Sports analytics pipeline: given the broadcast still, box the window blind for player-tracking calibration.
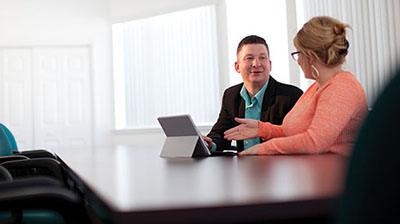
[113,5,220,129]
[301,0,400,106]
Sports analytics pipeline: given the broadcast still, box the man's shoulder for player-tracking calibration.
[220,83,244,106]
[224,83,244,94]
[270,76,303,96]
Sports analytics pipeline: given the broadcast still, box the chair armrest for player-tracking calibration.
[1,158,65,183]
[0,176,63,189]
[0,155,29,163]
[13,149,57,160]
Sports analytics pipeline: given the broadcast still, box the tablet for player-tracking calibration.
[157,114,237,157]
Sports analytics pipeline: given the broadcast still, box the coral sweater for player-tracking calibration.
[257,72,367,156]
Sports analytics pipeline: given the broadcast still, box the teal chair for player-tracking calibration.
[0,123,57,159]
[0,126,13,157]
[0,126,31,167]
[0,123,18,152]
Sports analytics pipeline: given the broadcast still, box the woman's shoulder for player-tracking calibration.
[325,72,363,90]
[330,71,360,84]
[321,72,366,99]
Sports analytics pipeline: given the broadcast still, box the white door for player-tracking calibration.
[0,46,93,150]
[0,48,33,149]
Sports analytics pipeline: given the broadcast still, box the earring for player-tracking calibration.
[311,65,320,79]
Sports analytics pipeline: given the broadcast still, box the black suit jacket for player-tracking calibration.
[207,76,303,152]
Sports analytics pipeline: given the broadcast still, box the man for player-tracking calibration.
[203,35,303,152]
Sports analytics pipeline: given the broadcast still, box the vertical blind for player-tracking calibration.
[301,0,400,106]
[113,5,220,129]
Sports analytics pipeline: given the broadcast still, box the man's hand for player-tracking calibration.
[202,136,213,149]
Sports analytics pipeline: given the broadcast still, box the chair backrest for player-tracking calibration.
[0,127,13,156]
[0,123,18,151]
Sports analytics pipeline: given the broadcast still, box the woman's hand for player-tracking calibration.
[239,143,280,156]
[238,144,260,156]
[224,118,259,140]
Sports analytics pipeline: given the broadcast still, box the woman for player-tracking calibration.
[224,16,368,156]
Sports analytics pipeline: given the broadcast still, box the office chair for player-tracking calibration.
[335,69,400,224]
[0,123,57,159]
[0,127,30,164]
[0,158,91,224]
[0,124,18,151]
[1,158,67,183]
[0,155,29,164]
[0,126,13,157]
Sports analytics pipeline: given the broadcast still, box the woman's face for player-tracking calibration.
[298,51,314,80]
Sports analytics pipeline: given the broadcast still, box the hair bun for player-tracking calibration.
[294,16,351,66]
[338,39,349,55]
[333,24,345,35]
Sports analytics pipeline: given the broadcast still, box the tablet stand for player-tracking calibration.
[160,136,209,158]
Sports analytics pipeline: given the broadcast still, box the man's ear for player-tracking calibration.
[269,60,272,72]
[234,61,240,73]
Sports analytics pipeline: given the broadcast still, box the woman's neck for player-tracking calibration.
[315,64,344,86]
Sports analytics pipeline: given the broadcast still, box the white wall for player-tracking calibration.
[109,0,221,22]
[0,0,114,147]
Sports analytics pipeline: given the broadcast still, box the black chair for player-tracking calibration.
[0,158,91,224]
[13,149,58,159]
[0,155,29,164]
[1,158,66,183]
[335,69,400,224]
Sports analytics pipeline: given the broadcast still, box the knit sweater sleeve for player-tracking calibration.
[256,121,285,140]
[258,77,363,155]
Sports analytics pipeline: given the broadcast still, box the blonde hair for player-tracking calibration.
[294,16,351,66]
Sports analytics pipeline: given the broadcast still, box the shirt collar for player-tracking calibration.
[240,80,269,108]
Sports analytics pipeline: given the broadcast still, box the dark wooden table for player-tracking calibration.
[53,145,348,223]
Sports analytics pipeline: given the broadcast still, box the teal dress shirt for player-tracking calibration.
[210,80,269,151]
[239,80,269,150]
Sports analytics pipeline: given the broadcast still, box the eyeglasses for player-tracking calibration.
[291,51,301,61]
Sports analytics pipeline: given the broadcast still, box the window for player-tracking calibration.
[113,5,220,129]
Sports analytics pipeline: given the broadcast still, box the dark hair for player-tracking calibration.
[236,35,270,56]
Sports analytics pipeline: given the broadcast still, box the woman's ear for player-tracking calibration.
[307,51,315,64]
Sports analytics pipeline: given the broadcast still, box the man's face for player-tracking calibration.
[235,44,271,86]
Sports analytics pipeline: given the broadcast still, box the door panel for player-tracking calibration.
[0,49,33,149]
[0,47,92,151]
[33,47,92,150]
